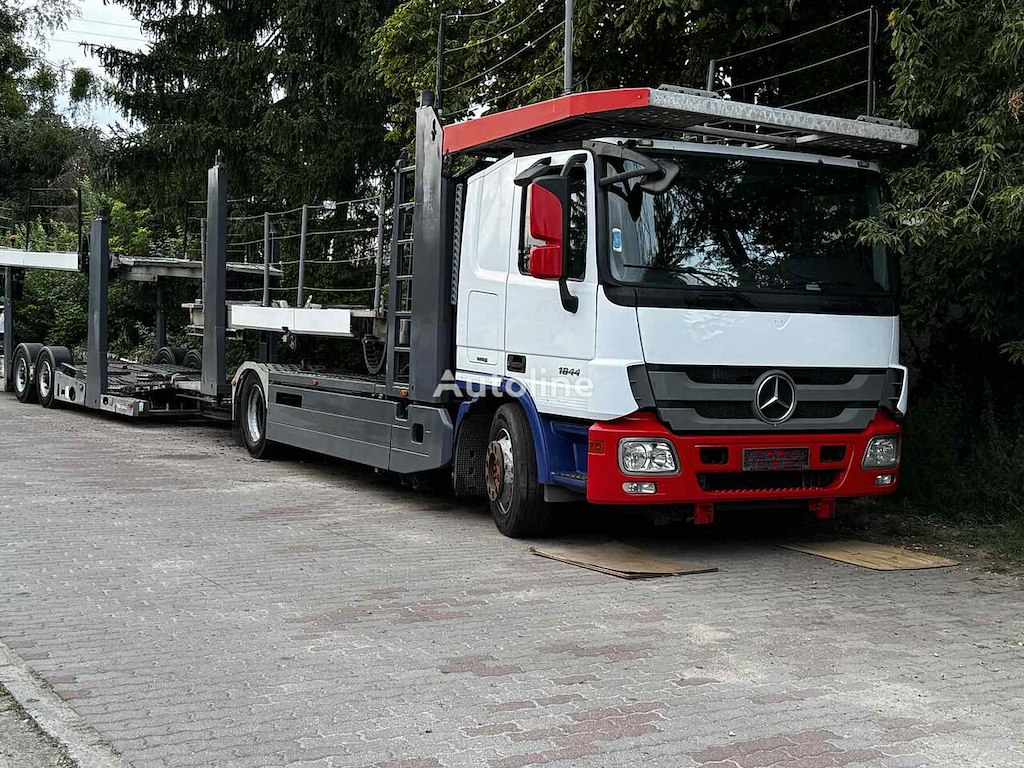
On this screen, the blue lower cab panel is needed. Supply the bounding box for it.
[265,383,453,474]
[545,420,591,489]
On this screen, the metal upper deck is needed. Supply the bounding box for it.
[0,249,281,282]
[113,255,282,282]
[443,87,919,160]
[0,248,79,271]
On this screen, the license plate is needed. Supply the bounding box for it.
[742,447,809,471]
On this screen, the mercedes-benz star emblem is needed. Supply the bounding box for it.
[753,371,798,424]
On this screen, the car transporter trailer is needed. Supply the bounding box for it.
[2,85,918,537]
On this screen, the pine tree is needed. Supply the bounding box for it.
[93,0,400,215]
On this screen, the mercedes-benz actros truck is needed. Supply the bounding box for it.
[3,86,917,538]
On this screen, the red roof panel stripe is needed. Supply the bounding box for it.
[442,88,651,153]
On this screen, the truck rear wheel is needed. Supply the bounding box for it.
[36,346,72,409]
[486,403,552,538]
[155,346,186,366]
[183,349,202,370]
[12,343,42,404]
[238,373,277,459]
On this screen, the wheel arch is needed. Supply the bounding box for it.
[452,395,500,497]
[232,363,269,418]
[453,379,560,487]
[231,363,270,444]
[13,342,43,367]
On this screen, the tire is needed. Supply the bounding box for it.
[11,343,42,404]
[154,346,186,366]
[237,373,277,459]
[183,349,203,370]
[36,346,73,409]
[486,403,552,538]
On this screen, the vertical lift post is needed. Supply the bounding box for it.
[85,215,109,408]
[203,154,229,399]
[2,267,12,391]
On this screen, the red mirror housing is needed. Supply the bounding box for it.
[529,244,562,279]
[527,176,570,280]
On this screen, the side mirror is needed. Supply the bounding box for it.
[527,176,570,281]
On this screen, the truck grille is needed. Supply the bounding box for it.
[698,470,840,493]
[630,364,890,433]
[683,366,863,386]
[693,402,850,420]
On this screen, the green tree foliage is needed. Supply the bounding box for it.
[1,3,32,119]
[1,0,103,205]
[861,2,1024,365]
[93,0,401,216]
[841,2,1024,535]
[373,0,885,138]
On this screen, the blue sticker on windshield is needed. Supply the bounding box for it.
[611,228,623,252]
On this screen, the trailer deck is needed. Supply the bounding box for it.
[51,359,205,417]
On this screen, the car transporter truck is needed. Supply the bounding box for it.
[1,85,918,537]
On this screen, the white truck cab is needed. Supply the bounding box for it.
[446,88,915,531]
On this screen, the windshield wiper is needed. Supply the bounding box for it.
[622,263,760,309]
[819,293,885,313]
[784,279,862,291]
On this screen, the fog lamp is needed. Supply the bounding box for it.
[623,481,657,495]
[875,474,895,486]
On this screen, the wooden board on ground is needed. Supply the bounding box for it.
[778,540,959,571]
[529,542,718,580]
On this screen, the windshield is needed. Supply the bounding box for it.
[604,152,893,297]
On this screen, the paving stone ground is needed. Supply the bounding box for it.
[1,395,1023,768]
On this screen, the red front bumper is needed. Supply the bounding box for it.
[586,410,901,506]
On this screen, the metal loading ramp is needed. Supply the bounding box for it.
[443,87,919,159]
[112,255,282,282]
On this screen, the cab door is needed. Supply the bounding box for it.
[504,153,598,418]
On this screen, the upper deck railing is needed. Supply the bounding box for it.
[443,86,918,160]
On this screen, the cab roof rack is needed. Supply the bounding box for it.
[443,87,918,160]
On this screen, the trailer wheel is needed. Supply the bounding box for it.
[11,343,42,404]
[36,346,72,409]
[238,373,277,459]
[486,403,552,538]
[154,346,187,366]
[183,350,203,370]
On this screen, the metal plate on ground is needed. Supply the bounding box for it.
[743,447,809,471]
[529,543,718,580]
[779,540,959,571]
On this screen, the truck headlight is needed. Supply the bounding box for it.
[862,435,901,469]
[618,438,679,475]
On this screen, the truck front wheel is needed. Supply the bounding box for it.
[486,403,552,538]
